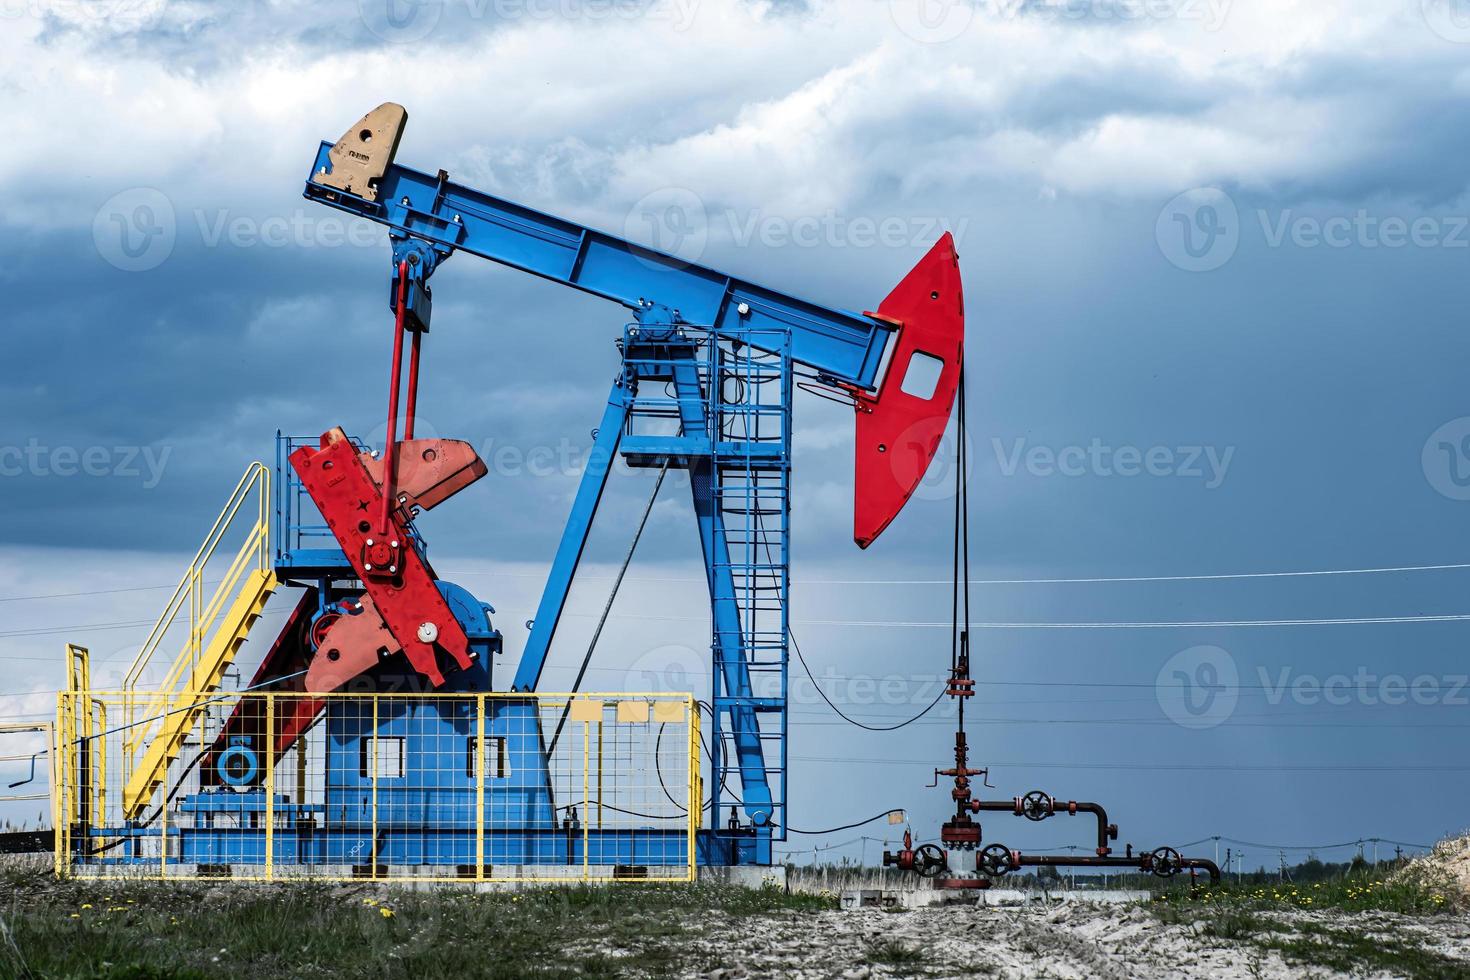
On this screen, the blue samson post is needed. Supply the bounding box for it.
[303,104,964,864]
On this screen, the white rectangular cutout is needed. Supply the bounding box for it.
[899,350,944,400]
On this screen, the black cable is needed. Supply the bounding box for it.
[956,362,971,741]
[547,461,668,756]
[696,700,742,806]
[554,801,689,821]
[789,625,946,731]
[733,472,945,732]
[78,669,312,856]
[779,809,906,836]
[654,722,682,810]
[653,721,720,814]
[768,419,953,731]
[952,365,963,677]
[84,744,211,857]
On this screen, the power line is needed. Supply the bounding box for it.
[3,602,1468,643]
[455,561,1470,588]
[4,560,1466,606]
[1208,835,1433,852]
[790,756,1470,773]
[793,562,1470,586]
[0,619,158,639]
[0,581,221,604]
[776,833,1438,857]
[0,607,296,645]
[470,609,1470,630]
[536,610,1470,629]
[782,614,1470,630]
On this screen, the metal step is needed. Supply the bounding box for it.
[121,567,277,818]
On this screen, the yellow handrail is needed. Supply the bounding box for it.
[117,463,273,798]
[121,462,270,698]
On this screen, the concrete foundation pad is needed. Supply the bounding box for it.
[697,865,787,889]
[67,864,700,887]
[841,887,1153,909]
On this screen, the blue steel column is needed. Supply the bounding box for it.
[512,374,633,692]
[669,358,775,844]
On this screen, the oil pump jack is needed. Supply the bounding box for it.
[61,104,1220,879]
[226,102,963,867]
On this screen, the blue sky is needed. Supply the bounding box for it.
[4,0,1470,869]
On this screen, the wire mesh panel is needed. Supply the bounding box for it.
[55,691,698,882]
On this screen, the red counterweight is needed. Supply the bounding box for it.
[290,427,485,689]
[853,232,965,549]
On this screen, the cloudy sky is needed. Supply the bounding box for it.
[4,0,1470,868]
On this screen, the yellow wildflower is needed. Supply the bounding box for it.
[379,907,394,918]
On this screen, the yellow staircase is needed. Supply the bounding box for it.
[119,463,277,818]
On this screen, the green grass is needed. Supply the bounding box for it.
[863,937,928,974]
[1150,866,1464,979]
[1154,865,1455,915]
[864,938,925,964]
[0,879,835,980]
[1259,922,1469,980]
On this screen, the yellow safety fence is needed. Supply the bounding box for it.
[56,691,698,882]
